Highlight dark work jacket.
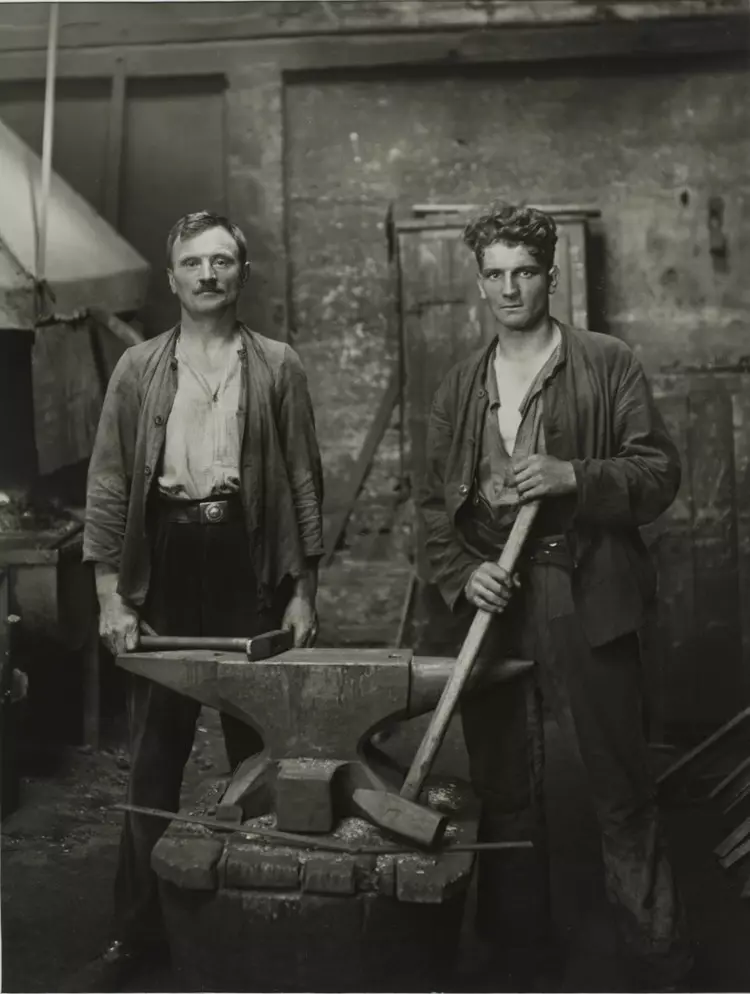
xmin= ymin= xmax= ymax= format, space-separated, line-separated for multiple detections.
xmin=420 ymin=323 xmax=681 ymax=648
xmin=83 ymin=325 xmax=324 ymax=609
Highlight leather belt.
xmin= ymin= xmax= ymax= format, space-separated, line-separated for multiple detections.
xmin=522 ymin=534 xmax=573 ymax=569
xmin=160 ymin=497 xmax=243 ymax=525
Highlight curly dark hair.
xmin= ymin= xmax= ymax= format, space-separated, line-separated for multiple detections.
xmin=463 ymin=203 xmax=557 ymax=271
xmin=166 ymin=211 xmax=248 ymax=269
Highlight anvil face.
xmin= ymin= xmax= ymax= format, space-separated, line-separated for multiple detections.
xmin=120 ymin=648 xmax=413 ymax=760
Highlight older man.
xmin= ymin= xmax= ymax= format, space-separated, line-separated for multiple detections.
xmin=79 ymin=211 xmax=323 ymax=990
xmin=420 ymin=204 xmax=692 ymax=992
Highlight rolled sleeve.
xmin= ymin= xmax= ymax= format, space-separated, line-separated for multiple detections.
xmin=82 ymin=352 xmax=135 ymax=569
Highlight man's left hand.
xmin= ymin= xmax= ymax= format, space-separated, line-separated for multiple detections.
xmin=513 ymin=454 xmax=577 ymax=501
xmin=282 ymin=593 xmax=318 ymax=647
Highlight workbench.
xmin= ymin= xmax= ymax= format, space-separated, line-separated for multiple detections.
xmin=0 ymin=516 xmax=101 ymax=748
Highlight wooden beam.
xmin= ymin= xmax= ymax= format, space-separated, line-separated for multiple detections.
xmin=0 ymin=1 xmax=315 ymax=51
xmin=394 ymin=570 xmax=417 ymax=649
xmin=410 ymin=203 xmax=601 ymax=218
xmin=657 ymin=706 xmax=750 ymax=789
xmin=103 ymin=57 xmax=126 ymax=228
xmin=0 ymin=0 xmax=500 ymax=51
xmin=88 ymin=308 xmax=144 ymax=349
xmin=283 ymin=15 xmax=750 ymax=73
xmin=715 ymin=814 xmax=750 ymax=860
xmin=81 ymin=613 xmax=101 ymax=750
xmin=0 ymin=13 xmax=747 ymax=80
xmin=396 ymin=206 xmax=601 ymax=233
xmin=709 ymin=754 xmax=750 ymax=800
xmin=36 ymin=2 xmax=60 ymax=287
xmin=0 ymin=3 xmax=748 ymax=56
xmin=321 ymin=371 xmax=400 ymax=567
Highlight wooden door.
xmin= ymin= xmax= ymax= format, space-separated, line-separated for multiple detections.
xmin=645 ymin=374 xmax=750 ymax=741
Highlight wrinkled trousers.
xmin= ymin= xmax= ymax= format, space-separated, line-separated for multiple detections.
xmin=113 ymin=503 xmax=282 ymax=947
xmin=460 ymin=559 xmax=693 ymax=988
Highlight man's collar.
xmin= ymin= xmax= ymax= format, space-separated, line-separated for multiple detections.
xmin=483 ymin=319 xmax=566 ymax=407
xmin=485 ymin=341 xmax=501 ymax=407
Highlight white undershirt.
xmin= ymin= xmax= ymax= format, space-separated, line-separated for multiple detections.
xmin=158 ymin=341 xmax=242 ymax=501
xmin=492 ymin=326 xmax=561 ymax=453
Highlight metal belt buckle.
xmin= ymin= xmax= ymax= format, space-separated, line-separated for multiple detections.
xmin=202 ymin=501 xmax=225 ymax=524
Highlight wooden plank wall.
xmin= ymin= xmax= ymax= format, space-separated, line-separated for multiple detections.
xmin=650 ymin=374 xmax=750 ymax=742
xmin=735 ymin=387 xmax=750 ymax=689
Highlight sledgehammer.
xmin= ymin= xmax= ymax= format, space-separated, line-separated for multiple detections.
xmin=400 ymin=501 xmax=540 ymax=803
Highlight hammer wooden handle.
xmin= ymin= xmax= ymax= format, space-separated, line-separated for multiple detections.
xmin=137 ymin=628 xmax=294 ymax=660
xmin=400 ymin=500 xmax=540 ymax=802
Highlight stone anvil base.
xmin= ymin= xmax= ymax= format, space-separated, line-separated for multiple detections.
xmin=152 ymin=776 xmax=479 ymax=993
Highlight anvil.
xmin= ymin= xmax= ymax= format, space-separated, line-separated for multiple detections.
xmin=118 ymin=647 xmax=532 ymax=842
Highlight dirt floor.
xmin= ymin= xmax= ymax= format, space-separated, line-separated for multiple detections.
xmin=2 ymin=703 xmax=750 ymax=993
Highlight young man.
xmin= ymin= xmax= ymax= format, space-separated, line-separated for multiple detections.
xmin=420 ymin=204 xmax=692 ymax=991
xmin=78 ymin=211 xmax=324 ymax=990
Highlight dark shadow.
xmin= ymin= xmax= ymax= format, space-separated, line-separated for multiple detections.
xmin=585 ymin=215 xmax=609 ymax=335
xmin=0 ymin=330 xmax=37 ymax=489
xmin=288 ymin=49 xmax=750 ymax=86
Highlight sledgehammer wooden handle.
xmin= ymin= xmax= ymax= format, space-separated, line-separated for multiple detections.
xmin=400 ymin=500 xmax=540 ymax=803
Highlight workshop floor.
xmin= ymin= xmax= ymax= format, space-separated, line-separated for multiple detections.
xmin=2 ymin=709 xmax=750 ymax=994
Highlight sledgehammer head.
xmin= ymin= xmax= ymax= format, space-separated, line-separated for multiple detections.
xmin=351 ymin=787 xmax=447 ymax=848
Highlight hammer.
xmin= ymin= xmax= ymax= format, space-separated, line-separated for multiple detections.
xmin=138 ymin=625 xmax=295 ymax=661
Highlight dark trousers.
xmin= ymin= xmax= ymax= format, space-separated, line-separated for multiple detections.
xmin=114 ymin=504 xmax=281 ymax=947
xmin=460 ymin=561 xmax=693 ymax=987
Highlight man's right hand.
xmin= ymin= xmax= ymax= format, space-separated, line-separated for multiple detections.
xmin=99 ymin=593 xmax=139 ymax=657
xmin=465 ymin=562 xmax=520 ymax=614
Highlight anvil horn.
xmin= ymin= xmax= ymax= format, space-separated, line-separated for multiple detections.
xmin=408 ymin=656 xmax=535 ymax=717
xmin=118 ymin=650 xmax=223 ymax=710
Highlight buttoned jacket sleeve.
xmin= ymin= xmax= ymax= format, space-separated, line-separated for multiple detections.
xmin=82 ymin=350 xmax=138 ymax=570
xmin=276 ymin=345 xmax=325 ymax=561
xmin=570 ymin=343 xmax=681 ymax=528
xmin=420 ymin=379 xmax=484 ymax=611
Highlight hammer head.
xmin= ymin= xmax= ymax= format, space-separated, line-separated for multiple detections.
xmin=245 ymin=628 xmax=295 ymax=660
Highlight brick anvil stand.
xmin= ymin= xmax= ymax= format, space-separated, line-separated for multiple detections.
xmin=119 ymin=647 xmax=532 ymax=992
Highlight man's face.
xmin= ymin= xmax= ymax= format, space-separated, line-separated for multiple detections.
xmin=477 ymin=241 xmax=557 ymax=331
xmin=168 ymin=227 xmax=248 ymax=314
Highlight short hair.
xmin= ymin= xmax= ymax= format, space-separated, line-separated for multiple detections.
xmin=166 ymin=211 xmax=248 ymax=269
xmin=463 ymin=203 xmax=557 ymax=271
